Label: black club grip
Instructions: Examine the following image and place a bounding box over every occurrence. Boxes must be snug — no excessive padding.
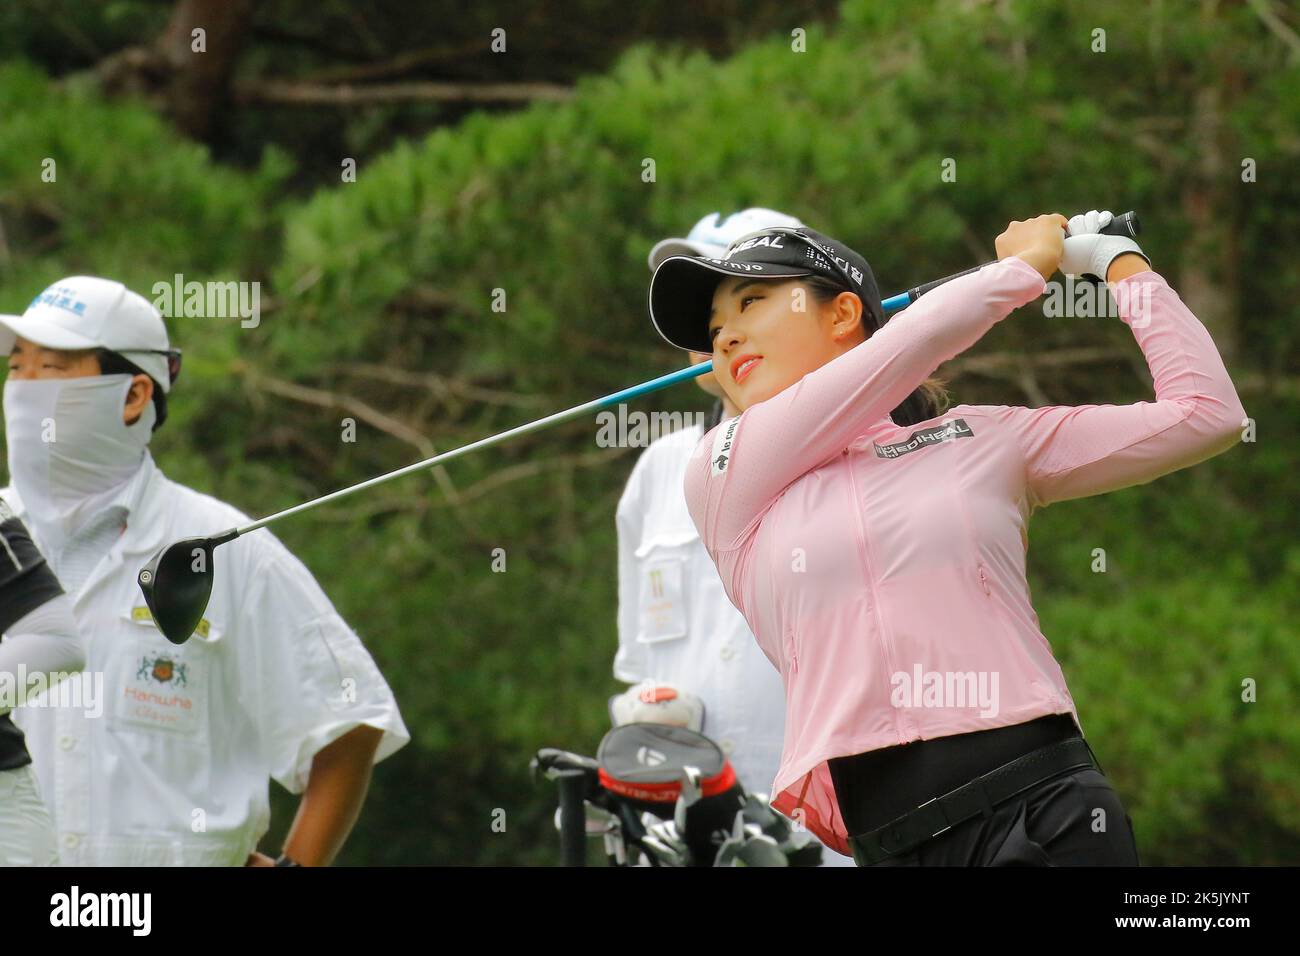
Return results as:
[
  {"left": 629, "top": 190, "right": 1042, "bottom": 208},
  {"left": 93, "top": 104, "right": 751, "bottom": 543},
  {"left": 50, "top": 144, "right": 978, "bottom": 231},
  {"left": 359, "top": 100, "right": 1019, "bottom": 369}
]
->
[{"left": 903, "top": 210, "right": 1140, "bottom": 304}]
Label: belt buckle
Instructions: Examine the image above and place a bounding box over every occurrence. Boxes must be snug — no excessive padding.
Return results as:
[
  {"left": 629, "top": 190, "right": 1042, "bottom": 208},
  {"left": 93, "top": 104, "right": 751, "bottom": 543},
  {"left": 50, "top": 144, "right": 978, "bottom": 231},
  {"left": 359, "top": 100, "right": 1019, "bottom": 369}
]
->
[{"left": 916, "top": 796, "right": 952, "bottom": 838}]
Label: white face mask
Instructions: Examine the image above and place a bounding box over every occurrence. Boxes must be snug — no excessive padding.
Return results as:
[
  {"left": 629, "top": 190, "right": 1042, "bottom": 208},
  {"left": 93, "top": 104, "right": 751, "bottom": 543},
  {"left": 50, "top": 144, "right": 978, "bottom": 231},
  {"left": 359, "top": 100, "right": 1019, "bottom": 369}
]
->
[{"left": 3, "top": 375, "right": 155, "bottom": 545}]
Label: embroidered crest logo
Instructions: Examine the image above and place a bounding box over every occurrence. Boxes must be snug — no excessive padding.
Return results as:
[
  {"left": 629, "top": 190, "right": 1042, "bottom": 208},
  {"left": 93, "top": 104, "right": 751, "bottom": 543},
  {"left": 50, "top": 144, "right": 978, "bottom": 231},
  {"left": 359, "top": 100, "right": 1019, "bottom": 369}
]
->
[{"left": 137, "top": 655, "right": 188, "bottom": 687}]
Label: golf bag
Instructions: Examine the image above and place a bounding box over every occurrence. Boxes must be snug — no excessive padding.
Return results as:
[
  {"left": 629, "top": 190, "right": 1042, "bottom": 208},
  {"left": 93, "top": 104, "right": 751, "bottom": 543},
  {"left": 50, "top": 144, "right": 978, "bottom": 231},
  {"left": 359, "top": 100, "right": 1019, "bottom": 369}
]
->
[{"left": 532, "top": 722, "right": 822, "bottom": 867}]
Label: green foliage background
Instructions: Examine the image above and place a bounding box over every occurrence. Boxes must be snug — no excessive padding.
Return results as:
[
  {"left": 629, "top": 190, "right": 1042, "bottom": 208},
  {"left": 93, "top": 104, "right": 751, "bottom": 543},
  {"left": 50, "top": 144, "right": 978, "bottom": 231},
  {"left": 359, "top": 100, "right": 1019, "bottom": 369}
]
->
[{"left": 1, "top": 0, "right": 1296, "bottom": 864}]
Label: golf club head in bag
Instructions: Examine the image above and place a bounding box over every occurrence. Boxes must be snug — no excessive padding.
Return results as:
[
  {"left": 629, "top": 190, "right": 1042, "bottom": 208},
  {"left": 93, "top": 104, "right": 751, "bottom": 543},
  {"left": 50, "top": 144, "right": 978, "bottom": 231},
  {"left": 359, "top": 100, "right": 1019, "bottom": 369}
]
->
[
  {"left": 637, "top": 817, "right": 692, "bottom": 867},
  {"left": 741, "top": 791, "right": 823, "bottom": 866},
  {"left": 596, "top": 722, "right": 745, "bottom": 866},
  {"left": 137, "top": 530, "right": 237, "bottom": 645},
  {"left": 713, "top": 812, "right": 789, "bottom": 867}
]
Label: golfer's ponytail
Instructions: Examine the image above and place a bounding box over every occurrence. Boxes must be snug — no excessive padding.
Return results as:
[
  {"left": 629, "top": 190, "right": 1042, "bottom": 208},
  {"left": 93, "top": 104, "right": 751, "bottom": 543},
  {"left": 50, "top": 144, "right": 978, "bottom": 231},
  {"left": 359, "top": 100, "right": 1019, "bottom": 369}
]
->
[{"left": 804, "top": 277, "right": 952, "bottom": 427}]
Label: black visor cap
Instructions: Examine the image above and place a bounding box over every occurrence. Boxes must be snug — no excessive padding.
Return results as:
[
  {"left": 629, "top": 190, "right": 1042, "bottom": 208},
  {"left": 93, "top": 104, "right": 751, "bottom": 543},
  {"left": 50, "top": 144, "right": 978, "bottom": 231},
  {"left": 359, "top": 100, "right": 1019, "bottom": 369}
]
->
[{"left": 648, "top": 227, "right": 884, "bottom": 353}]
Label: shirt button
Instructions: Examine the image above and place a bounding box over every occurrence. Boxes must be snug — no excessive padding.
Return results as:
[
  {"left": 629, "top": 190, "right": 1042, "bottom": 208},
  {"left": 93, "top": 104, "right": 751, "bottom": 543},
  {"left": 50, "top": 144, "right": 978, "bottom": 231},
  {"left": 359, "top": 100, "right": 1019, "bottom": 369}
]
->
[
  {"left": 720, "top": 646, "right": 736, "bottom": 661},
  {"left": 62, "top": 833, "right": 80, "bottom": 849},
  {"left": 58, "top": 735, "right": 77, "bottom": 751}
]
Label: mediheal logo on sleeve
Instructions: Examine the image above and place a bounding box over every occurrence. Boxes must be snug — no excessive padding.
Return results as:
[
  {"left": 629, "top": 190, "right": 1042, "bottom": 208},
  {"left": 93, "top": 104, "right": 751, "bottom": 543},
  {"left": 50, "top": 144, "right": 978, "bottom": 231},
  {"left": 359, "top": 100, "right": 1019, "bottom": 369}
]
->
[
  {"left": 874, "top": 418, "right": 974, "bottom": 460},
  {"left": 710, "top": 416, "right": 740, "bottom": 476}
]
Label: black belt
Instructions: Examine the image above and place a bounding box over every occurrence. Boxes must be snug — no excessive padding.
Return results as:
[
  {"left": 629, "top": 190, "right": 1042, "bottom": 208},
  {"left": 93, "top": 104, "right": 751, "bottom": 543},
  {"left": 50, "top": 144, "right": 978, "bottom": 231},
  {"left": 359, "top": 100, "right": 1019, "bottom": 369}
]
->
[{"left": 847, "top": 736, "right": 1099, "bottom": 866}]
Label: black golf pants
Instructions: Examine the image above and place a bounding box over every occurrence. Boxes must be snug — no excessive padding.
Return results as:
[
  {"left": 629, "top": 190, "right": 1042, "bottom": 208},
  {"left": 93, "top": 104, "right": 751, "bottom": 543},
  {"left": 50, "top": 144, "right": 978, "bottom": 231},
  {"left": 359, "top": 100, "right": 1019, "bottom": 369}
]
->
[
  {"left": 860, "top": 766, "right": 1140, "bottom": 866},
  {"left": 831, "top": 713, "right": 1140, "bottom": 867}
]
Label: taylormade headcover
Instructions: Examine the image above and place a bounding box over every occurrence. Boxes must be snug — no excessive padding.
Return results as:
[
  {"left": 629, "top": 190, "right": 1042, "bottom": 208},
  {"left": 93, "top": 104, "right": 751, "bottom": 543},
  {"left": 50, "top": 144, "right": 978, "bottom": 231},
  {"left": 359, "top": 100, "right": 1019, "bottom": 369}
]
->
[{"left": 608, "top": 682, "right": 705, "bottom": 732}]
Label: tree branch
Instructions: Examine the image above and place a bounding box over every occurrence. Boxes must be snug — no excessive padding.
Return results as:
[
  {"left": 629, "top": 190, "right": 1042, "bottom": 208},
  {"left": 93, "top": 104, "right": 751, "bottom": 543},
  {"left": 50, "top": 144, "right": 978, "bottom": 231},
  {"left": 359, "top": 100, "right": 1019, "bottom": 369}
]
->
[
  {"left": 249, "top": 22, "right": 373, "bottom": 62},
  {"left": 333, "top": 363, "right": 553, "bottom": 411},
  {"left": 430, "top": 446, "right": 634, "bottom": 509},
  {"left": 945, "top": 347, "right": 1130, "bottom": 377},
  {"left": 17, "top": 0, "right": 102, "bottom": 59},
  {"left": 302, "top": 495, "right": 432, "bottom": 525},
  {"left": 234, "top": 363, "right": 464, "bottom": 510},
  {"left": 1246, "top": 0, "right": 1300, "bottom": 61},
  {"left": 1032, "top": 104, "right": 1182, "bottom": 170},
  {"left": 943, "top": 347, "right": 1134, "bottom": 404},
  {"left": 233, "top": 79, "right": 573, "bottom": 107},
  {"left": 1236, "top": 372, "right": 1300, "bottom": 399},
  {"left": 292, "top": 41, "right": 489, "bottom": 85}
]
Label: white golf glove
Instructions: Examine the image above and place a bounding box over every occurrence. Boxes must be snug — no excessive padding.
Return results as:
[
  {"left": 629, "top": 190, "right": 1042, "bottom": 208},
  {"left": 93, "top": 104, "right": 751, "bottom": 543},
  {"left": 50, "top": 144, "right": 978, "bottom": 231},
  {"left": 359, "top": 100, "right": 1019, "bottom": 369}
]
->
[{"left": 1060, "top": 209, "right": 1150, "bottom": 281}]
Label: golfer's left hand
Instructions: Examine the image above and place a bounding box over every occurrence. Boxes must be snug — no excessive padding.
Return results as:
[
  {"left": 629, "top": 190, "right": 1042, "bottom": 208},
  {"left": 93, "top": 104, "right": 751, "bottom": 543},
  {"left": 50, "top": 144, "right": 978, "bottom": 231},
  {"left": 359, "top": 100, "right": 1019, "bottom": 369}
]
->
[
  {"left": 995, "top": 214, "right": 1069, "bottom": 281},
  {"left": 1061, "top": 209, "right": 1150, "bottom": 280}
]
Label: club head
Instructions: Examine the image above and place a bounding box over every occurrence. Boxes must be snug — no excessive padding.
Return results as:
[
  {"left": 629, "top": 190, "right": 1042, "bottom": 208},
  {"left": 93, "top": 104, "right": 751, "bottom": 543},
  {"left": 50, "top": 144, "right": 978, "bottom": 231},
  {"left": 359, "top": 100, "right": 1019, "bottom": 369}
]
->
[
  {"left": 137, "top": 530, "right": 236, "bottom": 645},
  {"left": 730, "top": 833, "right": 790, "bottom": 868}
]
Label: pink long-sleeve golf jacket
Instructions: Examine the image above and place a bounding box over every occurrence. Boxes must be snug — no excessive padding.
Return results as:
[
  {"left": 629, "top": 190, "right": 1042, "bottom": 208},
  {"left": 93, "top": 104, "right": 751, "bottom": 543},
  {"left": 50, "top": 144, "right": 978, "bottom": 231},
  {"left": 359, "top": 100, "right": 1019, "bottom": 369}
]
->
[{"left": 684, "top": 254, "right": 1247, "bottom": 856}]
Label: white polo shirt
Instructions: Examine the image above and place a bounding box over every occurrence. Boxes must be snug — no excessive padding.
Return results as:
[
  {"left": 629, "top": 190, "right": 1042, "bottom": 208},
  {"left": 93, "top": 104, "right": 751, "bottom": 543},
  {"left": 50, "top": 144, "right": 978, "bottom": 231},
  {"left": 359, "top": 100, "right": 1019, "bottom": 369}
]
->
[
  {"left": 7, "top": 454, "right": 409, "bottom": 866},
  {"left": 614, "top": 420, "right": 788, "bottom": 790}
]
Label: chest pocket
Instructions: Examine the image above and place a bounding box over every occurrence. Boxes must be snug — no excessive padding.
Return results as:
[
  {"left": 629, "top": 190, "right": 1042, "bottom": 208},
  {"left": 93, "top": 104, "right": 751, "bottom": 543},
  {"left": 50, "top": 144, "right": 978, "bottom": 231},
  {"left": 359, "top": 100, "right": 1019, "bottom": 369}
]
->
[
  {"left": 632, "top": 530, "right": 698, "bottom": 645},
  {"left": 110, "top": 605, "right": 225, "bottom": 739}
]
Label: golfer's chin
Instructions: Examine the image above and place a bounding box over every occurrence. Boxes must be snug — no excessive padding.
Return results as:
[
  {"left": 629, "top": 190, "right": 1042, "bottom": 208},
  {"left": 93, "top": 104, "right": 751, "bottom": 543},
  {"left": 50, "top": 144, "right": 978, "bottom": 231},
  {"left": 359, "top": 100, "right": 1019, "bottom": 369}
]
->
[{"left": 728, "top": 373, "right": 780, "bottom": 411}]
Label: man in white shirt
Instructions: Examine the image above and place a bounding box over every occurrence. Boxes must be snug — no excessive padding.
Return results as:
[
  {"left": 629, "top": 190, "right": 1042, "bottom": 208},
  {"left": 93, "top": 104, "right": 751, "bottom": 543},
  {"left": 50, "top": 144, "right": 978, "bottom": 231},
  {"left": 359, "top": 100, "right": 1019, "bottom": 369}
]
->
[
  {"left": 615, "top": 209, "right": 853, "bottom": 865},
  {"left": 1, "top": 276, "right": 409, "bottom": 866}
]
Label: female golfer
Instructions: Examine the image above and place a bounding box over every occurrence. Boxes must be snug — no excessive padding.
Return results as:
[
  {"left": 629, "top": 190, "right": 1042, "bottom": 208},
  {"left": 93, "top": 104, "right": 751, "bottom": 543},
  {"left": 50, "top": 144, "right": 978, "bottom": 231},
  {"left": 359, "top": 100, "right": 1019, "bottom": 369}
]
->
[{"left": 646, "top": 211, "right": 1247, "bottom": 865}]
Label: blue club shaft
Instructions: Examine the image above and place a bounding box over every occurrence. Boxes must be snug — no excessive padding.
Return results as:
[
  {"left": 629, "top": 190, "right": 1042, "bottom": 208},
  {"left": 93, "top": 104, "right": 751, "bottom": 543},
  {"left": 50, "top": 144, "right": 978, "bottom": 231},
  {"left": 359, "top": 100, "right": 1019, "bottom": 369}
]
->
[{"left": 234, "top": 273, "right": 952, "bottom": 536}]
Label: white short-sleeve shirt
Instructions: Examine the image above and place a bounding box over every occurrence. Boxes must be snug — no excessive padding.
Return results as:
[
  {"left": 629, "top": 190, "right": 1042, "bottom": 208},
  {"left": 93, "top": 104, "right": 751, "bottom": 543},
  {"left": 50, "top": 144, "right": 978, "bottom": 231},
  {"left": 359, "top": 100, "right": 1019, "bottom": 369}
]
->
[{"left": 7, "top": 455, "right": 409, "bottom": 865}]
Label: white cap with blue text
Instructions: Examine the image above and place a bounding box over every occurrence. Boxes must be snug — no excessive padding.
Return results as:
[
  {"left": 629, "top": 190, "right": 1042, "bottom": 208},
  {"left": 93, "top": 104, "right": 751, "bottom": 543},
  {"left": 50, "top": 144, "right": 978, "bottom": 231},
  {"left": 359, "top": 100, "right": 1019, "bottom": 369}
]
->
[
  {"left": 0, "top": 276, "right": 174, "bottom": 392},
  {"left": 647, "top": 207, "right": 806, "bottom": 271}
]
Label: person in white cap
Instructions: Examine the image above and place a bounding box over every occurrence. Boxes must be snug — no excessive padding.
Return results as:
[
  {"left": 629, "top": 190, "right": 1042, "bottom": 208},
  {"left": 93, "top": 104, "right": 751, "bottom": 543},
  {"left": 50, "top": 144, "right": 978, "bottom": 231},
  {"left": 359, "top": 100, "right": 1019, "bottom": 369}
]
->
[
  {"left": 1, "top": 276, "right": 410, "bottom": 866},
  {"left": 614, "top": 208, "right": 853, "bottom": 866}
]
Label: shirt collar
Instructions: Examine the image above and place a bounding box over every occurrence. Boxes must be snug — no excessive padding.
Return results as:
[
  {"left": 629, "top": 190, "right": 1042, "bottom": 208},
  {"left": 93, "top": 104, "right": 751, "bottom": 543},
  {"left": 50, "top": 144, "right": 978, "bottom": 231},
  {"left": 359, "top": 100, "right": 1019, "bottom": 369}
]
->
[
  {"left": 90, "top": 451, "right": 153, "bottom": 527},
  {"left": 114, "top": 452, "right": 172, "bottom": 559},
  {"left": 66, "top": 450, "right": 155, "bottom": 541},
  {"left": 112, "top": 450, "right": 155, "bottom": 519}
]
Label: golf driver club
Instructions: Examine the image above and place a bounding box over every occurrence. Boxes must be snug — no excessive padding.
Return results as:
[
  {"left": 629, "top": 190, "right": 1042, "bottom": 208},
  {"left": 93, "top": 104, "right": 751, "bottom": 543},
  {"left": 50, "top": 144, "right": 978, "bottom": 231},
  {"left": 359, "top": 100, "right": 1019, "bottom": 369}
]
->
[{"left": 138, "top": 210, "right": 1140, "bottom": 643}]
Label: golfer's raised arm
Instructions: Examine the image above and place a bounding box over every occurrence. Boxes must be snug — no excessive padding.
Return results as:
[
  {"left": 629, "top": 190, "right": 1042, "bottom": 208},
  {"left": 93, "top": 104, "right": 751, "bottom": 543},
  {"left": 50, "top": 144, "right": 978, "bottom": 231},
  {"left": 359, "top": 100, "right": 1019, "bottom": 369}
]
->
[
  {"left": 0, "top": 510, "right": 85, "bottom": 712},
  {"left": 685, "top": 254, "right": 1047, "bottom": 556},
  {"left": 978, "top": 267, "right": 1248, "bottom": 511},
  {"left": 0, "top": 595, "right": 84, "bottom": 712}
]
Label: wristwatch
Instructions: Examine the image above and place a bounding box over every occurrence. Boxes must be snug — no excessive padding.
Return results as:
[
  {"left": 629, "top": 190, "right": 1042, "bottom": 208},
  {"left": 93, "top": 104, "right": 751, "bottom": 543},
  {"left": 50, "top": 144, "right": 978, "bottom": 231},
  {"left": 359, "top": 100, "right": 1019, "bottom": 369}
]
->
[{"left": 274, "top": 853, "right": 302, "bottom": 867}]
